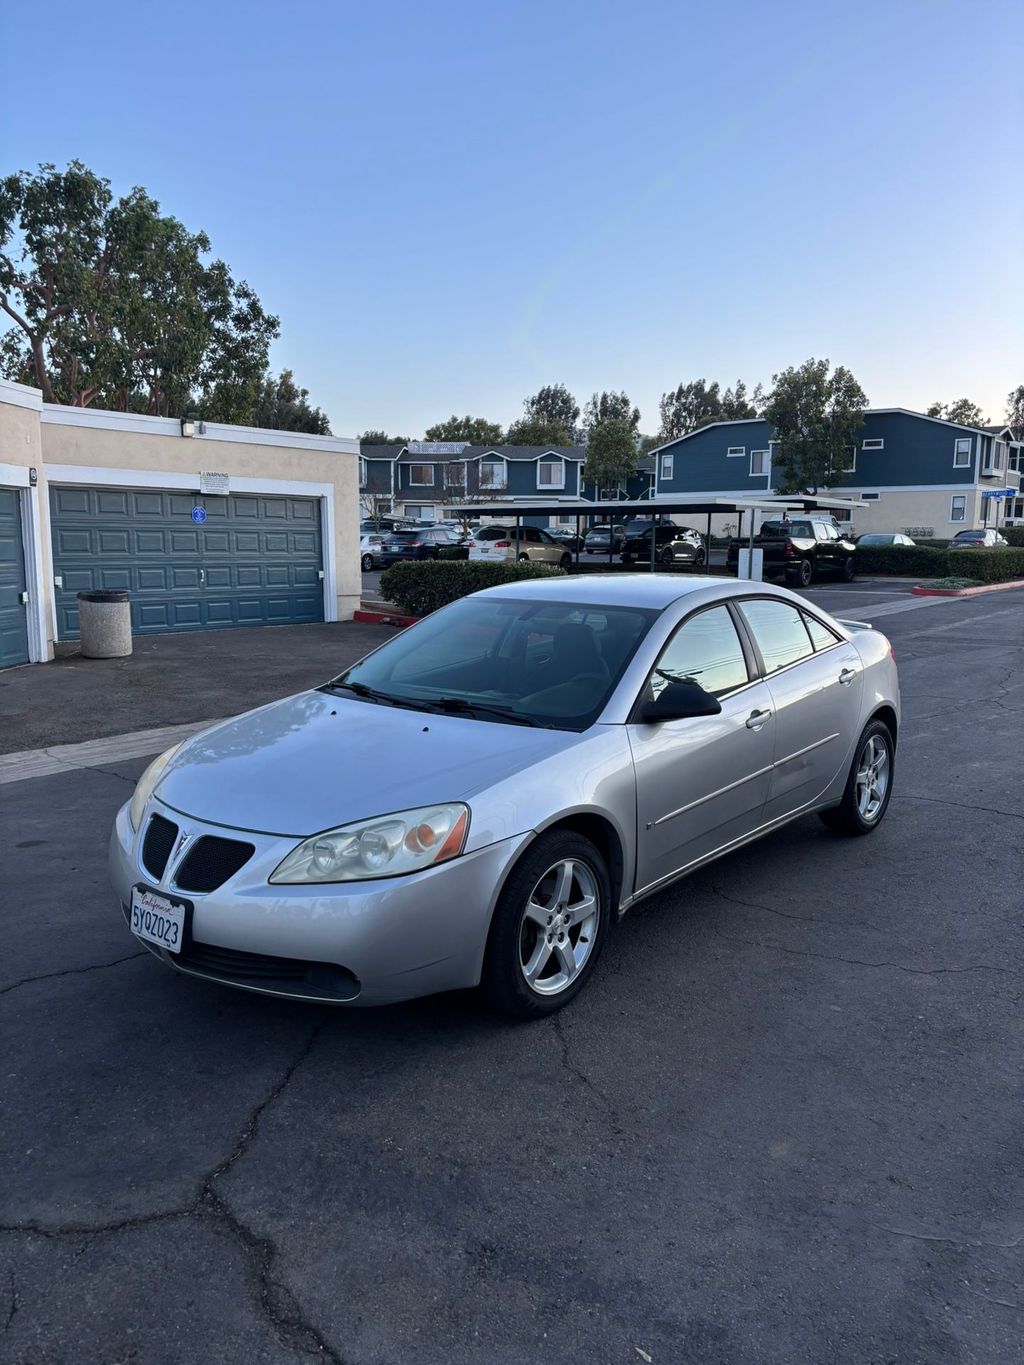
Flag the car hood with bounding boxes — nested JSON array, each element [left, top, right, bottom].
[[154, 690, 577, 836]]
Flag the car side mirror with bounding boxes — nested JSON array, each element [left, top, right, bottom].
[[638, 680, 722, 723]]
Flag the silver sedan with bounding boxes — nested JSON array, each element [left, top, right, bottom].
[[111, 575, 900, 1017]]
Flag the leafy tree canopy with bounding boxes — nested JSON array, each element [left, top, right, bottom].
[[658, 377, 758, 439], [1006, 385, 1024, 433], [424, 414, 504, 444], [925, 398, 986, 427], [582, 390, 639, 434], [237, 369, 330, 434], [762, 358, 867, 494], [0, 161, 328, 431], [505, 383, 579, 446], [584, 415, 640, 495], [359, 429, 411, 445]]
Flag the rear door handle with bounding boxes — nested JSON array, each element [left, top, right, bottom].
[[746, 709, 772, 730], [838, 667, 858, 685]]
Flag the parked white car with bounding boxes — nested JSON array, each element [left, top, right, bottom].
[[468, 526, 573, 567], [360, 534, 387, 571]]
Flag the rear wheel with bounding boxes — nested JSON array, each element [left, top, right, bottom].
[[789, 558, 813, 587], [518, 552, 530, 562], [842, 555, 856, 581], [694, 549, 706, 568], [819, 720, 894, 836], [361, 553, 373, 572], [559, 552, 572, 569], [482, 832, 610, 1018]]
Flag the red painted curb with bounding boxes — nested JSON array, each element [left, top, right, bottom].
[[911, 578, 1024, 598], [354, 608, 418, 627]]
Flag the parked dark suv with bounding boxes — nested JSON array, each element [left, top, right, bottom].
[[620, 524, 706, 567], [379, 527, 460, 564]]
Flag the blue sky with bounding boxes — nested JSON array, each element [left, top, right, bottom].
[[3, 0, 1022, 436]]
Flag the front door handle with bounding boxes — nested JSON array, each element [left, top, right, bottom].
[[746, 708, 772, 730], [838, 667, 858, 685]]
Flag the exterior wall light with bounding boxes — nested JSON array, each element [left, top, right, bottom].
[[180, 416, 196, 438]]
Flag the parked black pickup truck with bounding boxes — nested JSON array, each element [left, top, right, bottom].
[[726, 517, 857, 586]]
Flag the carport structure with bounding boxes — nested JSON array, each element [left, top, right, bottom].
[[454, 494, 866, 576]]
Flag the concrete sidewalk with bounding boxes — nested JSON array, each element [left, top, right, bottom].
[[0, 621, 398, 755]]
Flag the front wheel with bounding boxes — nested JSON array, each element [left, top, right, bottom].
[[842, 556, 856, 581], [559, 552, 572, 569], [659, 547, 674, 565], [819, 719, 895, 836], [482, 832, 610, 1018], [361, 553, 373, 572]]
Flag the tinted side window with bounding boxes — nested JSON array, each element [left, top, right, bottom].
[[738, 599, 814, 674], [648, 605, 749, 700], [802, 612, 840, 651]]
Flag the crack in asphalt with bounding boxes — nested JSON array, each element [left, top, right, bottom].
[[894, 794, 1024, 822], [550, 1012, 618, 1122], [873, 1225, 1024, 1250], [4, 1268, 17, 1333], [0, 950, 147, 997], [704, 885, 888, 938], [0, 1014, 344, 1362], [710, 925, 1022, 979]]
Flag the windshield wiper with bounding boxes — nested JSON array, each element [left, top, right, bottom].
[[427, 697, 550, 728], [321, 680, 426, 710]]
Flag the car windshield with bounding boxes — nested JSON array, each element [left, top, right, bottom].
[[328, 596, 657, 731]]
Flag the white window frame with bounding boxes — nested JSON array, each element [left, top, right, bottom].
[[477, 456, 507, 490], [443, 462, 466, 489], [985, 441, 1005, 472], [953, 438, 972, 468], [832, 445, 857, 475], [661, 452, 674, 480], [408, 463, 434, 487], [726, 446, 745, 457], [749, 449, 769, 477], [536, 458, 565, 490], [862, 438, 884, 450], [358, 456, 368, 486], [949, 494, 967, 522]]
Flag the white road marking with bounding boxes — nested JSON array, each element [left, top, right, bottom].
[[0, 718, 225, 787]]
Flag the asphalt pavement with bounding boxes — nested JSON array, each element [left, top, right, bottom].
[[2, 587, 1023, 1363]]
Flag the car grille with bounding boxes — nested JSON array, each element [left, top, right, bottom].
[[142, 814, 178, 880], [174, 836, 254, 893], [179, 940, 360, 1001]]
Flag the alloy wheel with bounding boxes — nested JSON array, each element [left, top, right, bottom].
[[855, 734, 890, 821], [518, 859, 600, 996]]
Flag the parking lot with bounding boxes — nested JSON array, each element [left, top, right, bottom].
[[2, 582, 1022, 1364]]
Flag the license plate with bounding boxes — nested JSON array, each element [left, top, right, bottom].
[[130, 886, 186, 954]]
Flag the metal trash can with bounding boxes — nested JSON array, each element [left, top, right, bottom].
[[77, 590, 133, 659]]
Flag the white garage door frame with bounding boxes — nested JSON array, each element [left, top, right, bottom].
[[42, 464, 338, 642], [0, 460, 49, 664]]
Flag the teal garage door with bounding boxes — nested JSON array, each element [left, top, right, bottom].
[[50, 486, 325, 638], [0, 487, 31, 668]]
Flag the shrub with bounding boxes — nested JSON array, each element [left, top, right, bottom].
[[949, 546, 1024, 583], [1003, 526, 1024, 548], [436, 545, 468, 561], [379, 559, 565, 616], [853, 545, 949, 576]]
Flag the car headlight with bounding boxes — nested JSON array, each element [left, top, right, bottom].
[[270, 803, 470, 884], [129, 744, 183, 831]]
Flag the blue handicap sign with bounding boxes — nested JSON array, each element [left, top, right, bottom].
[[191, 506, 207, 523]]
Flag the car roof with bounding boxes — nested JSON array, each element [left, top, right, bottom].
[[476, 572, 766, 610]]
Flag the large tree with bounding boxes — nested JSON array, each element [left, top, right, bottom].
[[584, 416, 640, 497], [359, 429, 411, 445], [926, 398, 986, 426], [657, 377, 759, 440], [424, 414, 503, 444], [506, 382, 579, 446], [0, 161, 328, 429], [582, 390, 640, 434], [242, 369, 331, 434], [1006, 385, 1024, 433], [762, 358, 868, 494]]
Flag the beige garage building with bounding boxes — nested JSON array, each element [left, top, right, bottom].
[[0, 378, 360, 668]]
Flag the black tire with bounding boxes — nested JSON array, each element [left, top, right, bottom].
[[791, 558, 813, 587], [842, 555, 856, 582], [659, 546, 674, 565], [361, 553, 373, 572], [694, 549, 706, 568], [559, 552, 572, 569], [518, 552, 530, 562], [481, 831, 611, 1019], [819, 718, 895, 837]]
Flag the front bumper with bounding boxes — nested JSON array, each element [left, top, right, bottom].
[[110, 799, 531, 1006]]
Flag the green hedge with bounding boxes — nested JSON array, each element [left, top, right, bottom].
[[379, 559, 566, 616], [854, 543, 1024, 582], [853, 545, 949, 576], [1003, 526, 1024, 548], [436, 545, 469, 561]]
